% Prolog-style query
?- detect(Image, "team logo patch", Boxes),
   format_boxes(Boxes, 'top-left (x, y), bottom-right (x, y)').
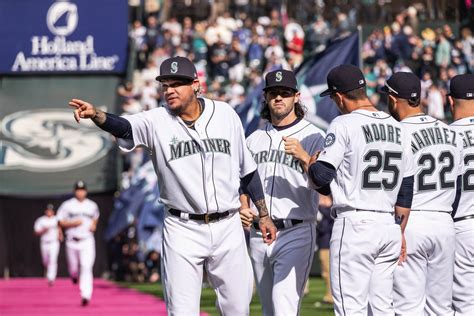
top-left (275, 71), bottom-right (283, 82)
top-left (324, 133), bottom-right (336, 147)
top-left (170, 61), bottom-right (178, 73)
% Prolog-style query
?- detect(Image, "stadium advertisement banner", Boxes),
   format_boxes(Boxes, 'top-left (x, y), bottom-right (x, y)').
top-left (0, 0), bottom-right (128, 74)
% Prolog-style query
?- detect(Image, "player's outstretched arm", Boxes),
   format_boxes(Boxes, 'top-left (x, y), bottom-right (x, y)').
top-left (68, 99), bottom-right (106, 125)
top-left (68, 98), bottom-right (133, 139)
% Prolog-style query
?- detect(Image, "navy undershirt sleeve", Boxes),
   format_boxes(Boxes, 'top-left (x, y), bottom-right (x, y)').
top-left (240, 170), bottom-right (265, 203)
top-left (451, 175), bottom-right (462, 217)
top-left (308, 161), bottom-right (337, 188)
top-left (396, 176), bottom-right (414, 208)
top-left (98, 112), bottom-right (133, 139)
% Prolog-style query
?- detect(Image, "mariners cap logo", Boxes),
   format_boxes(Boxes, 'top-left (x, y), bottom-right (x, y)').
top-left (275, 71), bottom-right (283, 82)
top-left (468, 93), bottom-right (473, 98)
top-left (170, 61), bottom-right (179, 74)
top-left (359, 79), bottom-right (365, 85)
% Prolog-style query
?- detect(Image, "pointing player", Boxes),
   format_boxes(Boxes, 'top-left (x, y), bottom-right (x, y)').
top-left (384, 72), bottom-right (463, 315)
top-left (306, 65), bottom-right (415, 315)
top-left (68, 56), bottom-right (277, 315)
top-left (239, 69), bottom-right (326, 315)
top-left (57, 180), bottom-right (100, 306)
top-left (448, 74), bottom-right (474, 315)
top-left (34, 203), bottom-right (63, 286)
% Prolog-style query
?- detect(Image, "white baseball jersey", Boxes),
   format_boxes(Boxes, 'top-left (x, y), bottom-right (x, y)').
top-left (118, 97), bottom-right (257, 213)
top-left (450, 117), bottom-right (474, 218)
top-left (57, 197), bottom-right (99, 239)
top-left (450, 116), bottom-right (474, 316)
top-left (34, 215), bottom-right (59, 243)
top-left (394, 114), bottom-right (462, 315)
top-left (246, 118), bottom-right (325, 315)
top-left (246, 119), bottom-right (325, 221)
top-left (318, 109), bottom-right (415, 213)
top-left (401, 114), bottom-right (463, 212)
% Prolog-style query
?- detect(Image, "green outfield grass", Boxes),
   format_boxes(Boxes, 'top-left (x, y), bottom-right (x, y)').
top-left (119, 276), bottom-right (334, 315)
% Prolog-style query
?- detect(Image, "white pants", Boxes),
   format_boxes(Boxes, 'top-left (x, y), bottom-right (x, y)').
top-left (161, 211), bottom-right (253, 316)
top-left (66, 237), bottom-right (96, 300)
top-left (394, 211), bottom-right (455, 316)
top-left (453, 218), bottom-right (474, 316)
top-left (249, 222), bottom-right (316, 316)
top-left (330, 211), bottom-right (401, 316)
top-left (40, 241), bottom-right (59, 282)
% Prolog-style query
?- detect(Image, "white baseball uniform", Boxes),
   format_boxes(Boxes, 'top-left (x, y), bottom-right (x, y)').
top-left (450, 117), bottom-right (474, 316)
top-left (393, 114), bottom-right (463, 315)
top-left (317, 109), bottom-right (415, 316)
top-left (245, 118), bottom-right (325, 316)
top-left (118, 98), bottom-right (255, 315)
top-left (34, 215), bottom-right (60, 283)
top-left (57, 197), bottom-right (99, 300)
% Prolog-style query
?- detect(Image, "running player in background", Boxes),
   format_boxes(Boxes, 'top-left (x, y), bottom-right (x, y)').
top-left (68, 56), bottom-right (276, 315)
top-left (34, 203), bottom-right (63, 286)
top-left (448, 73), bottom-right (474, 316)
top-left (384, 72), bottom-right (463, 315)
top-left (306, 65), bottom-right (415, 315)
top-left (240, 69), bottom-right (326, 315)
top-left (57, 181), bottom-right (100, 306)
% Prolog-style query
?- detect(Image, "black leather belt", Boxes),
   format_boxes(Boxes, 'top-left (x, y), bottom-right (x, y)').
top-left (454, 215), bottom-right (474, 223)
top-left (253, 219), bottom-right (303, 231)
top-left (169, 208), bottom-right (230, 224)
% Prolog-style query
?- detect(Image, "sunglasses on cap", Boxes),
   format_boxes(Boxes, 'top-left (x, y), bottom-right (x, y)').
top-left (266, 88), bottom-right (296, 99)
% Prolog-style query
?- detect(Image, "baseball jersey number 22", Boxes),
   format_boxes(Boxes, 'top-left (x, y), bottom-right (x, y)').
top-left (362, 150), bottom-right (402, 190)
top-left (417, 151), bottom-right (455, 191)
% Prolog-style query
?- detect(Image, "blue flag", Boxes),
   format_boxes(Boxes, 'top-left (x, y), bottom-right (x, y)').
top-left (296, 31), bottom-right (360, 124)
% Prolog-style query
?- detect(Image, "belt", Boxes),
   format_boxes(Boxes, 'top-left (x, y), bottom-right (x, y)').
top-left (334, 209), bottom-right (393, 217)
top-left (454, 215), bottom-right (474, 223)
top-left (70, 237), bottom-right (84, 242)
top-left (253, 219), bottom-right (303, 231)
top-left (169, 208), bottom-right (230, 224)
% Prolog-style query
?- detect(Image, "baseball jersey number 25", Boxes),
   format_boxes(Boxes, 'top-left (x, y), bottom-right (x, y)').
top-left (417, 151), bottom-right (455, 191)
top-left (362, 150), bottom-right (402, 190)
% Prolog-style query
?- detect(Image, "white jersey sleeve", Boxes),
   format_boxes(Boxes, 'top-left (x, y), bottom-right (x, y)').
top-left (317, 118), bottom-right (347, 170)
top-left (117, 110), bottom-right (155, 152)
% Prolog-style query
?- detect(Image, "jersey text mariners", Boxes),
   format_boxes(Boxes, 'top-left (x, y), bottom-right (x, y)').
top-left (318, 110), bottom-right (415, 213)
top-left (246, 119), bottom-right (325, 221)
top-left (402, 115), bottom-right (463, 212)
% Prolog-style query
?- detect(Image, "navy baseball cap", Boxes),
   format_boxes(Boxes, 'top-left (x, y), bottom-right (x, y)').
top-left (46, 203), bottom-right (54, 210)
top-left (448, 74), bottom-right (474, 100)
top-left (381, 72), bottom-right (421, 100)
top-left (74, 180), bottom-right (87, 190)
top-left (155, 56), bottom-right (198, 82)
top-left (263, 70), bottom-right (298, 92)
top-left (320, 64), bottom-right (366, 97)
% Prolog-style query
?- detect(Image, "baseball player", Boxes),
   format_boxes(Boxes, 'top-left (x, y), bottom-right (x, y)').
top-left (34, 203), bottom-right (62, 286)
top-left (239, 69), bottom-right (326, 315)
top-left (57, 180), bottom-right (99, 306)
top-left (448, 74), bottom-right (474, 316)
top-left (306, 64), bottom-right (415, 315)
top-left (384, 72), bottom-right (463, 315)
top-left (68, 56), bottom-right (277, 315)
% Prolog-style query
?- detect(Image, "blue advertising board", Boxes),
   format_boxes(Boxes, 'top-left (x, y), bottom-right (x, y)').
top-left (0, 0), bottom-right (128, 74)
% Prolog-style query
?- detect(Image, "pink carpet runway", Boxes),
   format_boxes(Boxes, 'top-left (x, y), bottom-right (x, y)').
top-left (0, 278), bottom-right (208, 315)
